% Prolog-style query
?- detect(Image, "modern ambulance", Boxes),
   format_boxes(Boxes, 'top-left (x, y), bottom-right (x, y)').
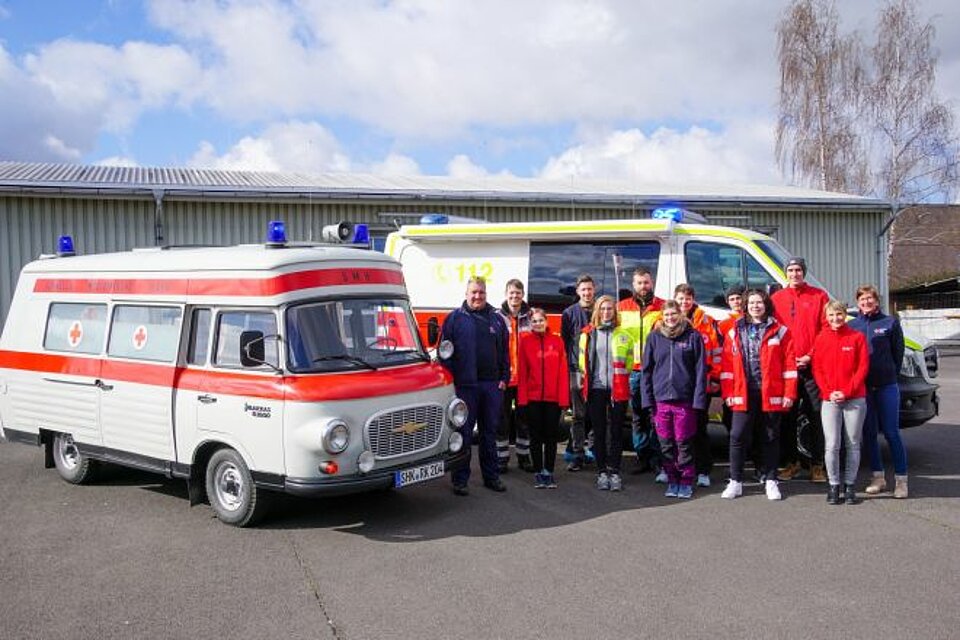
top-left (0, 222), bottom-right (469, 527)
top-left (385, 208), bottom-right (939, 428)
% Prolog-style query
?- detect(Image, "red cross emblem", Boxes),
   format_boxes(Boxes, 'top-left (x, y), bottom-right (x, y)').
top-left (132, 325), bottom-right (148, 350)
top-left (68, 321), bottom-right (83, 348)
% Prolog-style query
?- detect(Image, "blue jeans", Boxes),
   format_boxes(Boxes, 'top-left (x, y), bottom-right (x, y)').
top-left (453, 382), bottom-right (503, 486)
top-left (863, 383), bottom-right (908, 475)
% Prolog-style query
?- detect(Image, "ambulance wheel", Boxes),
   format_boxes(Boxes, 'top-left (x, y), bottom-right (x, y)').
top-left (205, 448), bottom-right (270, 527)
top-left (52, 432), bottom-right (98, 484)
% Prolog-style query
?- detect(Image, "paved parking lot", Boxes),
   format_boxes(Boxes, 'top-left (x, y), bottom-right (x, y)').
top-left (2, 358), bottom-right (959, 639)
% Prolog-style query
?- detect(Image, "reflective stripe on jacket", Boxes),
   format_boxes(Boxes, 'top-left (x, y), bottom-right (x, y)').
top-left (497, 301), bottom-right (532, 387)
top-left (687, 305), bottom-right (722, 394)
top-left (617, 296), bottom-right (663, 370)
top-left (578, 324), bottom-right (634, 403)
top-left (720, 318), bottom-right (798, 412)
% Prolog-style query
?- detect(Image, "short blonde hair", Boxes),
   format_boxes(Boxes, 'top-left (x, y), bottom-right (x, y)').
top-left (591, 295), bottom-right (620, 327)
top-left (466, 276), bottom-right (487, 290)
top-left (825, 299), bottom-right (847, 315)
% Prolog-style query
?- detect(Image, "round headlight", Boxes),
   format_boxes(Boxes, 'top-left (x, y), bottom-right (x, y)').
top-left (357, 450), bottom-right (376, 473)
top-left (438, 339), bottom-right (454, 360)
top-left (447, 397), bottom-right (468, 428)
top-left (448, 431), bottom-right (463, 453)
top-left (322, 420), bottom-right (350, 454)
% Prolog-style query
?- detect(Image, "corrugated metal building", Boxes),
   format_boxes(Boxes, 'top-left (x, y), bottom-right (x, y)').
top-left (0, 160), bottom-right (892, 325)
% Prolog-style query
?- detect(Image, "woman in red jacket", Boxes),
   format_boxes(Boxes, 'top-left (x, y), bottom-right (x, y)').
top-left (812, 299), bottom-right (870, 505)
top-left (720, 289), bottom-right (798, 501)
top-left (517, 307), bottom-right (570, 489)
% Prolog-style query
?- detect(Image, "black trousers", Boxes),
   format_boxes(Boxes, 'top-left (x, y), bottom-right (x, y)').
top-left (587, 389), bottom-right (626, 474)
top-left (525, 401), bottom-right (561, 474)
top-left (693, 397), bottom-right (715, 476)
top-left (780, 369), bottom-right (824, 467)
top-left (729, 391), bottom-right (782, 483)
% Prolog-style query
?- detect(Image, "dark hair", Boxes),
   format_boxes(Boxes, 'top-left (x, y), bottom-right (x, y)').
top-left (505, 278), bottom-right (524, 293)
top-left (632, 266), bottom-right (653, 278)
top-left (725, 285), bottom-right (746, 299)
top-left (674, 283), bottom-right (695, 298)
top-left (575, 274), bottom-right (595, 287)
top-left (744, 288), bottom-right (772, 321)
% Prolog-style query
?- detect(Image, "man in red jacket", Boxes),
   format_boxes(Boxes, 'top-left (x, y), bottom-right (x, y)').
top-left (771, 257), bottom-right (829, 482)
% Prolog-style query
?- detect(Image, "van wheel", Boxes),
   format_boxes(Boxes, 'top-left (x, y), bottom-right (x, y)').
top-left (205, 448), bottom-right (270, 527)
top-left (52, 432), bottom-right (98, 484)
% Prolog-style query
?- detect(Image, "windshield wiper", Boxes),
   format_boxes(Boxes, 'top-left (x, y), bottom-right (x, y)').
top-left (311, 354), bottom-right (376, 370)
top-left (378, 349), bottom-right (428, 360)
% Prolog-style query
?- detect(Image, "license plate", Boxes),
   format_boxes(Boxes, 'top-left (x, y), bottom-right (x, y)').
top-left (394, 461), bottom-right (444, 488)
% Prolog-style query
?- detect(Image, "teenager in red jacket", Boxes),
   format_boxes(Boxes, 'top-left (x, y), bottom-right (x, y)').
top-left (771, 257), bottom-right (829, 482)
top-left (720, 289), bottom-right (798, 501)
top-left (812, 299), bottom-right (870, 505)
top-left (517, 308), bottom-right (570, 489)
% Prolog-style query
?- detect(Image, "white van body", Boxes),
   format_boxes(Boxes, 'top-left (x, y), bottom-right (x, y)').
top-left (0, 242), bottom-right (467, 526)
top-left (385, 216), bottom-right (938, 427)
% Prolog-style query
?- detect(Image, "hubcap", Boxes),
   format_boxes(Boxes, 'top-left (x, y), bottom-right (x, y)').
top-left (214, 462), bottom-right (245, 512)
top-left (58, 435), bottom-right (79, 470)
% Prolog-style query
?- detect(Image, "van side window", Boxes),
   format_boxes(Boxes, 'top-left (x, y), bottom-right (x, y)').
top-left (43, 303), bottom-right (107, 355)
top-left (188, 308), bottom-right (212, 366)
top-left (529, 242), bottom-right (660, 313)
top-left (107, 305), bottom-right (183, 362)
top-left (684, 241), bottom-right (777, 307)
top-left (215, 311), bottom-right (279, 369)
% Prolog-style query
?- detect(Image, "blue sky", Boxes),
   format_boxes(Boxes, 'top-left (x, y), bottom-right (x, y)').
top-left (0, 0), bottom-right (957, 196)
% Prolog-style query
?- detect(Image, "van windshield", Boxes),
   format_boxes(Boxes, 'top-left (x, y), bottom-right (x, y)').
top-left (286, 298), bottom-right (427, 372)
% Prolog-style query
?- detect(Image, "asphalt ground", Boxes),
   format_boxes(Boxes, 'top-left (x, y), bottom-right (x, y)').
top-left (1, 359), bottom-right (959, 640)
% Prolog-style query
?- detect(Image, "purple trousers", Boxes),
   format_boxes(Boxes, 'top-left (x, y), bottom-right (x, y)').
top-left (653, 401), bottom-right (698, 486)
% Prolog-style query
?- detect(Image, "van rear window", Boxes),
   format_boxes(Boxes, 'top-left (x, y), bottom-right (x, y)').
top-left (107, 305), bottom-right (182, 362)
top-left (44, 303), bottom-right (107, 355)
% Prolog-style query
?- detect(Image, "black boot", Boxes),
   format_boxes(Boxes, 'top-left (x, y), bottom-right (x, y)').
top-left (827, 484), bottom-right (840, 505)
top-left (517, 455), bottom-right (535, 473)
top-left (844, 484), bottom-right (857, 505)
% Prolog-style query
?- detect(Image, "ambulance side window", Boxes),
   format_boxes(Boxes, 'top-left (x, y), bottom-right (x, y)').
top-left (215, 311), bottom-right (279, 369)
top-left (44, 303), bottom-right (107, 355)
top-left (188, 308), bottom-right (212, 366)
top-left (107, 305), bottom-right (183, 362)
top-left (684, 241), bottom-right (777, 307)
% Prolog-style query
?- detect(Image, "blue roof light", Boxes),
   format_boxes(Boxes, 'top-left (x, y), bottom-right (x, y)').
top-left (652, 206), bottom-right (685, 222)
top-left (266, 220), bottom-right (287, 246)
top-left (420, 214), bottom-right (448, 225)
top-left (352, 223), bottom-right (370, 246)
top-left (57, 235), bottom-right (76, 257)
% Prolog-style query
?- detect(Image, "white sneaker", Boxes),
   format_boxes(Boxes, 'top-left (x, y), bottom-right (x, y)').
top-left (721, 480), bottom-right (742, 499)
top-left (654, 470), bottom-right (668, 484)
top-left (765, 479), bottom-right (782, 501)
top-left (609, 473), bottom-right (623, 492)
top-left (696, 474), bottom-right (711, 487)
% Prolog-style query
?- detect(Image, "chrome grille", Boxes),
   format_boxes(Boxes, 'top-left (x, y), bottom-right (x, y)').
top-left (367, 404), bottom-right (444, 459)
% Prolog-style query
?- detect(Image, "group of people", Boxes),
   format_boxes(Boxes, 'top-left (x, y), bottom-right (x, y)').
top-left (439, 259), bottom-right (909, 506)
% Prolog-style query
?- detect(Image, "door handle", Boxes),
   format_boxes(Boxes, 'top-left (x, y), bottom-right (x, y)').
top-left (95, 379), bottom-right (114, 391)
top-left (197, 394), bottom-right (218, 404)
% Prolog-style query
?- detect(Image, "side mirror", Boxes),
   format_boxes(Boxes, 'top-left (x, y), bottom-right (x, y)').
top-left (426, 316), bottom-right (440, 347)
top-left (240, 330), bottom-right (265, 367)
top-left (767, 283), bottom-right (783, 296)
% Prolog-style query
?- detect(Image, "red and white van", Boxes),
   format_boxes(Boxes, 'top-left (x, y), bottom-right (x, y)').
top-left (0, 224), bottom-right (468, 526)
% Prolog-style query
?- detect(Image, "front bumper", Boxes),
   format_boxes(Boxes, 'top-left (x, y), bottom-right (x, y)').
top-left (280, 448), bottom-right (470, 497)
top-left (898, 376), bottom-right (939, 428)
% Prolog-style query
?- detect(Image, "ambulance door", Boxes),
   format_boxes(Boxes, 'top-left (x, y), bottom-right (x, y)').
top-left (36, 302), bottom-right (108, 445)
top-left (99, 304), bottom-right (182, 463)
top-left (196, 309), bottom-right (285, 475)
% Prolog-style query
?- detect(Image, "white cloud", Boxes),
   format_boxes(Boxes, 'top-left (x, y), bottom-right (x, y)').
top-left (538, 122), bottom-right (782, 185)
top-left (94, 155), bottom-right (139, 168)
top-left (188, 121), bottom-right (351, 172)
top-left (368, 153), bottom-right (421, 176)
top-left (446, 154), bottom-right (516, 179)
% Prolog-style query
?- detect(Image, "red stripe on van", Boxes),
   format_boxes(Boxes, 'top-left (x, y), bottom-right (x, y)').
top-left (0, 350), bottom-right (451, 402)
top-left (32, 268), bottom-right (405, 297)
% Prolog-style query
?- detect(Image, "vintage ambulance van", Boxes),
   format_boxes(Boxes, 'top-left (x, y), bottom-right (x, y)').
top-left (385, 209), bottom-right (939, 428)
top-left (0, 223), bottom-right (468, 526)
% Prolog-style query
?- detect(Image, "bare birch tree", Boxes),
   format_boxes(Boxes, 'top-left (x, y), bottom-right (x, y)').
top-left (867, 0), bottom-right (958, 203)
top-left (775, 0), bottom-right (868, 194)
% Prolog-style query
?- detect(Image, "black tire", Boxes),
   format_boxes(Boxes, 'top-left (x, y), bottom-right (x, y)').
top-left (205, 448), bottom-right (270, 527)
top-left (52, 432), bottom-right (98, 484)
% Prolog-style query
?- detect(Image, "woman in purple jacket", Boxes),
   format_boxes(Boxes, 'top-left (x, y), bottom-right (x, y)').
top-left (641, 300), bottom-right (708, 499)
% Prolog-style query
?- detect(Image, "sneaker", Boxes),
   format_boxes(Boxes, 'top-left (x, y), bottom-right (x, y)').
top-left (765, 479), bottom-right (782, 501)
top-left (696, 474), bottom-right (711, 488)
top-left (894, 475), bottom-right (908, 499)
top-left (778, 461), bottom-right (802, 481)
top-left (609, 473), bottom-right (623, 492)
top-left (566, 458), bottom-right (583, 472)
top-left (721, 480), bottom-right (742, 499)
top-left (654, 470), bottom-right (668, 484)
top-left (452, 484), bottom-right (469, 496)
top-left (665, 483), bottom-right (679, 498)
top-left (544, 473), bottom-right (558, 489)
top-left (518, 456), bottom-right (535, 473)
top-left (677, 484), bottom-right (694, 499)
top-left (810, 464), bottom-right (827, 483)
top-left (596, 472), bottom-right (610, 491)
top-left (534, 473), bottom-right (547, 489)
top-left (865, 472), bottom-right (887, 495)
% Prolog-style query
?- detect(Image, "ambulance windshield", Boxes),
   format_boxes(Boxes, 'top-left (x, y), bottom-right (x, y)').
top-left (285, 298), bottom-right (427, 372)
